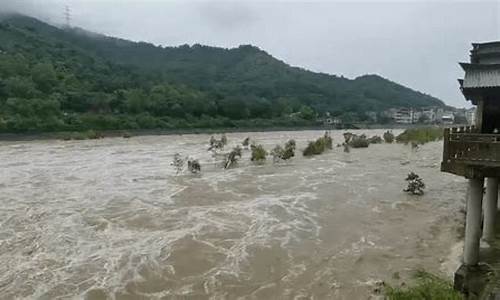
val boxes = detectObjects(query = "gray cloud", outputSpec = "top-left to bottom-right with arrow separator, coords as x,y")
2,0 -> 499,107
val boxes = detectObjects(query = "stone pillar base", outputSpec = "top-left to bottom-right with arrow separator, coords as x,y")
454,263 -> 493,299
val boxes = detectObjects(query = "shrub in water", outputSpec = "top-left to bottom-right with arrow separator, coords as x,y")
250,144 -> 267,162
208,134 -> 227,151
187,158 -> 201,174
285,139 -> 296,151
172,153 -> 185,174
343,132 -> 354,144
271,139 -> 296,162
242,137 -> 250,148
221,134 -> 228,146
383,130 -> 395,143
303,134 -> 331,156
303,141 -> 321,156
271,145 -> 285,163
404,172 -> 425,195
349,134 -> 370,148
368,135 -> 383,144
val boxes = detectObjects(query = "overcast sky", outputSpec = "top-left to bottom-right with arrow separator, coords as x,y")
2,0 -> 499,108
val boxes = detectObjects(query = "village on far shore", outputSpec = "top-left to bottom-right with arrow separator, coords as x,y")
318,106 -> 475,127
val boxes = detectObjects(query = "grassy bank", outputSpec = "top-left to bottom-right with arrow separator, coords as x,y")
396,127 -> 444,145
385,271 -> 462,300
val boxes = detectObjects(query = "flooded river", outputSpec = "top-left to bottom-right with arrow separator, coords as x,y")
0,130 -> 467,299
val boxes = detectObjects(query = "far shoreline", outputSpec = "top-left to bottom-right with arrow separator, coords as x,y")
0,123 -> 447,142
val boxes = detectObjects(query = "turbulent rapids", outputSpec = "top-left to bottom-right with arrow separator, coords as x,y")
0,130 -> 466,299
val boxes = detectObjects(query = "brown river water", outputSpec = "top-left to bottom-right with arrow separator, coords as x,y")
0,130 -> 467,299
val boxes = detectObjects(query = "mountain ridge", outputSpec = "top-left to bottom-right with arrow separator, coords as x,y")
0,14 -> 446,133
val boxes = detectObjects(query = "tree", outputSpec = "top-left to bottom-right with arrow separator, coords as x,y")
4,76 -> 37,99
124,89 -> 149,114
31,63 -> 57,93
218,97 -> 249,119
299,105 -> 315,120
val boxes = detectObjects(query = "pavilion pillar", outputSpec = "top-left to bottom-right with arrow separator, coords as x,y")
464,178 -> 484,265
483,177 -> 498,242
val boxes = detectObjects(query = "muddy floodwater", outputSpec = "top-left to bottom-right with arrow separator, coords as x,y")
0,130 -> 467,299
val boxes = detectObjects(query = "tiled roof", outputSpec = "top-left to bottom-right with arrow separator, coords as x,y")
460,63 -> 500,89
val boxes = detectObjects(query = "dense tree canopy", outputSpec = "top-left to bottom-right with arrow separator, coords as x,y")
0,14 -> 446,133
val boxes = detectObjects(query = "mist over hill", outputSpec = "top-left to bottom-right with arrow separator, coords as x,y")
0,14 -> 445,133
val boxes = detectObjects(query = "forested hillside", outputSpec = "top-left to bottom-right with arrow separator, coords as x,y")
0,14 -> 445,133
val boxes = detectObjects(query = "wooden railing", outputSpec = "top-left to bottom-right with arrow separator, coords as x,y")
442,126 -> 500,168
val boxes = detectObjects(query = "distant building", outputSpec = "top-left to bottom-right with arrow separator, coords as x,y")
392,108 -> 414,124
421,108 -> 437,123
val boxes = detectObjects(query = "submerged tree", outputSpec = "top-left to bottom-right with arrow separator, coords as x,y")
221,134 -> 228,146
285,139 -> 296,151
208,134 -> 228,151
343,132 -> 369,148
242,137 -> 250,148
187,158 -> 201,174
404,172 -> 425,195
350,134 -> 370,148
271,139 -> 296,162
368,135 -> 383,144
224,146 -> 242,169
343,132 -> 354,144
323,132 -> 333,149
303,133 -> 332,156
271,145 -> 285,162
172,153 -> 186,174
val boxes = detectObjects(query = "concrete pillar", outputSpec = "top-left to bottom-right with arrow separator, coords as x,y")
464,178 -> 484,265
483,177 -> 498,242
498,185 -> 500,210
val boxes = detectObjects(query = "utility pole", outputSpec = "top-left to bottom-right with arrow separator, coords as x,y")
64,5 -> 71,28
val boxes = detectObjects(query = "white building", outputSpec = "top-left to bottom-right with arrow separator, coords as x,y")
391,108 -> 417,124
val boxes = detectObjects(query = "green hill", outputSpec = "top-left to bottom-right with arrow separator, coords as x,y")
0,14 -> 446,133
